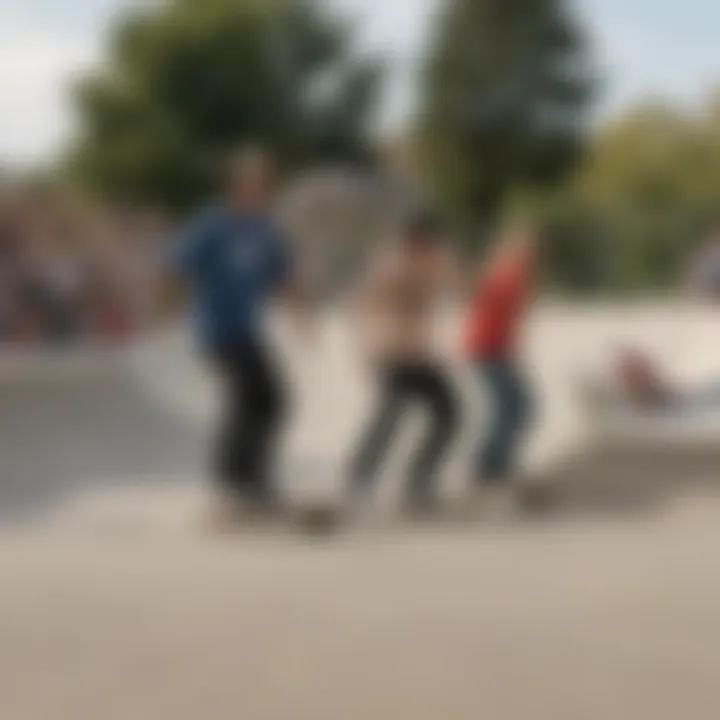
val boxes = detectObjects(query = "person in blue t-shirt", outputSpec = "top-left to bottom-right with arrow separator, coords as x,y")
169,148 -> 300,524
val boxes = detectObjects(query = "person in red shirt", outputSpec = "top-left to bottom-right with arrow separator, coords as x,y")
464,226 -> 536,505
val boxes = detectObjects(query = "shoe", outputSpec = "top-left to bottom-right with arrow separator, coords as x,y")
516,476 -> 557,514
465,482 -> 518,523
295,501 -> 342,536
248,490 -> 285,520
199,496 -> 246,535
200,483 -> 286,534
343,483 -> 377,527
402,489 -> 442,523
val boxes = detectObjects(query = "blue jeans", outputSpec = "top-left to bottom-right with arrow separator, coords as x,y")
475,360 -> 532,483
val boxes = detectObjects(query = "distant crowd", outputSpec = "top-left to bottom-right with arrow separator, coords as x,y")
0,186 -> 166,346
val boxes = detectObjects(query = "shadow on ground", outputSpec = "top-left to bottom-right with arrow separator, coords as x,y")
525,441 -> 720,520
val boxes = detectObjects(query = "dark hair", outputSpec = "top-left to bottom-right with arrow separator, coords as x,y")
228,145 -> 274,174
401,211 -> 443,246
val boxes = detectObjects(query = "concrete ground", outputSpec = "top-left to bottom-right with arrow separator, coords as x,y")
1,305 -> 720,720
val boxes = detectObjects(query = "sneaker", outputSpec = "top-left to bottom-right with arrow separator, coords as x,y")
199,496 -> 246,535
516,476 -> 558,515
248,489 -> 285,519
200,483 -> 286,534
343,484 -> 377,527
464,482 -> 518,523
295,501 -> 342,536
402,489 -> 442,523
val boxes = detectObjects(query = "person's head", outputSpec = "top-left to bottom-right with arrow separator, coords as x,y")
226,146 -> 278,213
501,222 -> 538,254
487,223 -> 539,268
399,211 -> 444,263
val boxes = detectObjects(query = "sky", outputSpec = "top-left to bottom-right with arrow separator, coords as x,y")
0,0 -> 718,166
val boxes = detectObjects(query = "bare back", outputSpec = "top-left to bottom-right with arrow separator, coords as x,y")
355,244 -> 454,364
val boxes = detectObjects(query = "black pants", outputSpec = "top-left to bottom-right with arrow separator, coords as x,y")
211,342 -> 286,501
350,361 -> 459,502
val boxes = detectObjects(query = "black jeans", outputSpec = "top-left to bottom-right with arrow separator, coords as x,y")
350,361 -> 459,503
211,341 -> 286,501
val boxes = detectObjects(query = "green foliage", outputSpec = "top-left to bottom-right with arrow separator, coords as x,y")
539,98 -> 720,294
68,0 -> 382,210
417,0 -> 596,239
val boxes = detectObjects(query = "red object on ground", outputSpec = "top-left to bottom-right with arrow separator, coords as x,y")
615,349 -> 669,404
464,245 -> 532,360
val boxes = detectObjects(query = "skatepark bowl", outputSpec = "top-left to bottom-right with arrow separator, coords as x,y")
1,305 -> 720,720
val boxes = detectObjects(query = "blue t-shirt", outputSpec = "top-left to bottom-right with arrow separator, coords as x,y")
169,206 -> 290,348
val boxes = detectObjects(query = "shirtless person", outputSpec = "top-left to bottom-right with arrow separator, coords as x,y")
347,212 -> 459,516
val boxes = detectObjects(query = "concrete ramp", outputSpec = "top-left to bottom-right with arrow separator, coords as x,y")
0,348 -> 206,522
2,306 -> 720,526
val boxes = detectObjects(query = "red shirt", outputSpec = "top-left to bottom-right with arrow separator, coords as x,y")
464,248 -> 531,359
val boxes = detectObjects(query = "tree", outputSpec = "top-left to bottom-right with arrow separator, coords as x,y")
417,0 -> 596,238
538,97 -> 720,294
67,0 -> 382,210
